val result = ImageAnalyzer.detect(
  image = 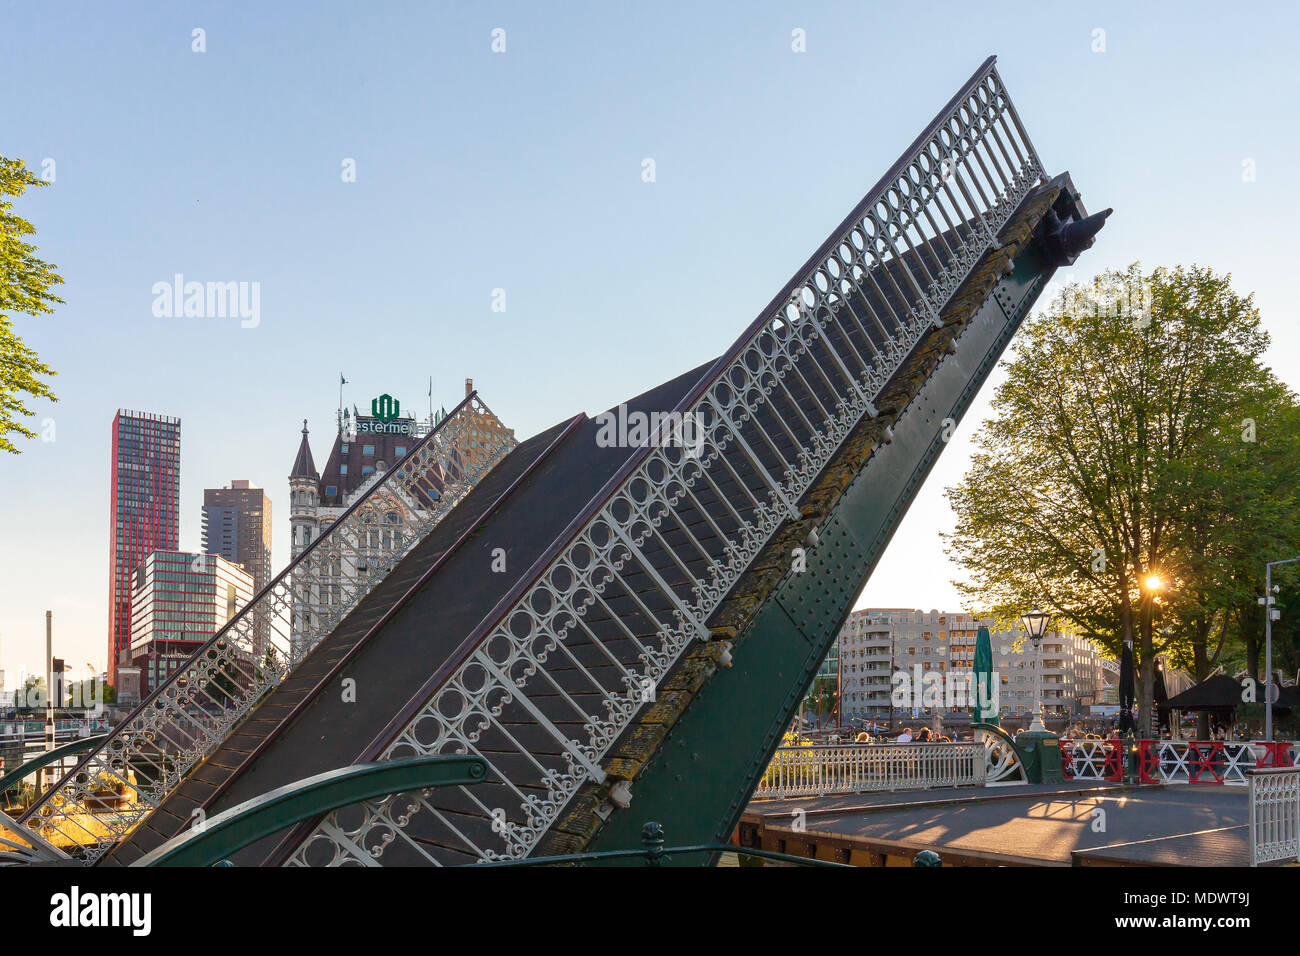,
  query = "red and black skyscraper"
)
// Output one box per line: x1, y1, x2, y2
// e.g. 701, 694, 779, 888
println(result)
108, 410, 180, 686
